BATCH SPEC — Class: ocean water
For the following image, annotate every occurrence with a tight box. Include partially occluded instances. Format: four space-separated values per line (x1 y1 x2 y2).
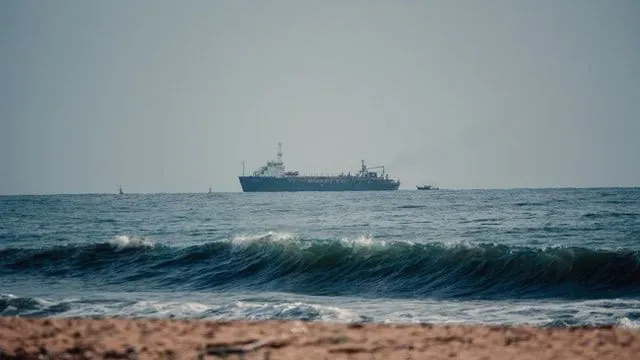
1 188 639 327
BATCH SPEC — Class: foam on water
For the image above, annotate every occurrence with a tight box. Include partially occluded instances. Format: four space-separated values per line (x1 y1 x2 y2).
618 317 640 329
6 292 640 327
215 301 360 322
0 294 58 316
109 235 154 249
122 300 211 318
341 234 381 247
4 294 360 322
231 231 294 245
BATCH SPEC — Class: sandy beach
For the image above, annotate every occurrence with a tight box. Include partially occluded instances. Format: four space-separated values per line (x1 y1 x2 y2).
0 317 638 359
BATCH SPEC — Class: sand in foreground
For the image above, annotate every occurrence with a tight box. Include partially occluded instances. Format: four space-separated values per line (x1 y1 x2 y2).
0 317 638 359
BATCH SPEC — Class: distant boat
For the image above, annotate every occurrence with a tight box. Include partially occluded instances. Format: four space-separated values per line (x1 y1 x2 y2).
118 186 124 195
208 186 212 194
416 184 439 190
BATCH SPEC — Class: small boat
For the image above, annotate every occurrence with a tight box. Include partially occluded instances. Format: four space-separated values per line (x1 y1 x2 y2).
118 186 124 195
416 184 439 190
208 186 212 194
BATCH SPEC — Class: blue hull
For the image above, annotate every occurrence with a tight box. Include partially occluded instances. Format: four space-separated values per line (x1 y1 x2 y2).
239 176 400 192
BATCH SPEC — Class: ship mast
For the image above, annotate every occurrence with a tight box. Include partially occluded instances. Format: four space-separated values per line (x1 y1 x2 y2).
277 142 283 162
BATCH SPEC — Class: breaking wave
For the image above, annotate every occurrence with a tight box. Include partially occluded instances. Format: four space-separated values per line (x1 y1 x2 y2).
1 234 640 300
109 235 155 249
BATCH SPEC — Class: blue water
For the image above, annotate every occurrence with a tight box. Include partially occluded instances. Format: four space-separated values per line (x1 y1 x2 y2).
1 188 639 326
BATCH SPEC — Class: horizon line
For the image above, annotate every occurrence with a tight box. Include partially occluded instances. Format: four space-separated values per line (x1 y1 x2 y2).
1 186 639 196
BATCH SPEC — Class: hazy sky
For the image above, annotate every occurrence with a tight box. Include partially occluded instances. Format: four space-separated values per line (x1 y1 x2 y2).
1 0 639 194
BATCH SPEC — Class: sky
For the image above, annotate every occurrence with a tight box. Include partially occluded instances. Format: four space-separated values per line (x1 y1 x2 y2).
1 0 639 194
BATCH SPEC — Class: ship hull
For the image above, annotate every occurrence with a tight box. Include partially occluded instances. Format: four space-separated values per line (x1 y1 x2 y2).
239 176 400 192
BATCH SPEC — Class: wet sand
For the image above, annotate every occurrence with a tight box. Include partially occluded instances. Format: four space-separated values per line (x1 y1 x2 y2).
0 317 638 359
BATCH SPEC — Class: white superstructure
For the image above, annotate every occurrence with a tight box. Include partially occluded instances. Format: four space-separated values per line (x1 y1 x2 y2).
253 143 286 177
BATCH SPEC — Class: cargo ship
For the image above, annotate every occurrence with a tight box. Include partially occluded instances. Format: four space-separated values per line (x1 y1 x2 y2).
239 144 400 192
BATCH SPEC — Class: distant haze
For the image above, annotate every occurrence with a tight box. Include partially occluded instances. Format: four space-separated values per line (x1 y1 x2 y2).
1 0 639 194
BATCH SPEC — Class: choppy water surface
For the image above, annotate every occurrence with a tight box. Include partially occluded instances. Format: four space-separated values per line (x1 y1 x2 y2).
1 188 639 326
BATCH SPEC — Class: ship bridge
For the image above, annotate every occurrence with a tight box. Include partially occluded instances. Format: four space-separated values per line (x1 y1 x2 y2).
253 143 285 177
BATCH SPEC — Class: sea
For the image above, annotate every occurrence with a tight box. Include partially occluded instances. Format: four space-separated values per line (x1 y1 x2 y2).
1 188 639 327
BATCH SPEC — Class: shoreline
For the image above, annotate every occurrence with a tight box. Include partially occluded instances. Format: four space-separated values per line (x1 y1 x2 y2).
1 317 639 359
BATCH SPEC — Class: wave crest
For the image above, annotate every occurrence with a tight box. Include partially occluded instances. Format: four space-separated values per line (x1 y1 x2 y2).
232 231 294 245
2 238 640 300
341 234 378 247
109 235 154 249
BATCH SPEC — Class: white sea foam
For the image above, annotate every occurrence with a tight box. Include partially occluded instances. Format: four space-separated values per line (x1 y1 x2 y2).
123 300 211 317
0 293 54 307
214 301 359 322
618 317 640 329
351 234 375 246
231 231 294 245
340 234 375 247
52 297 357 322
0 294 58 316
53 299 212 318
7 292 640 327
109 235 154 249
